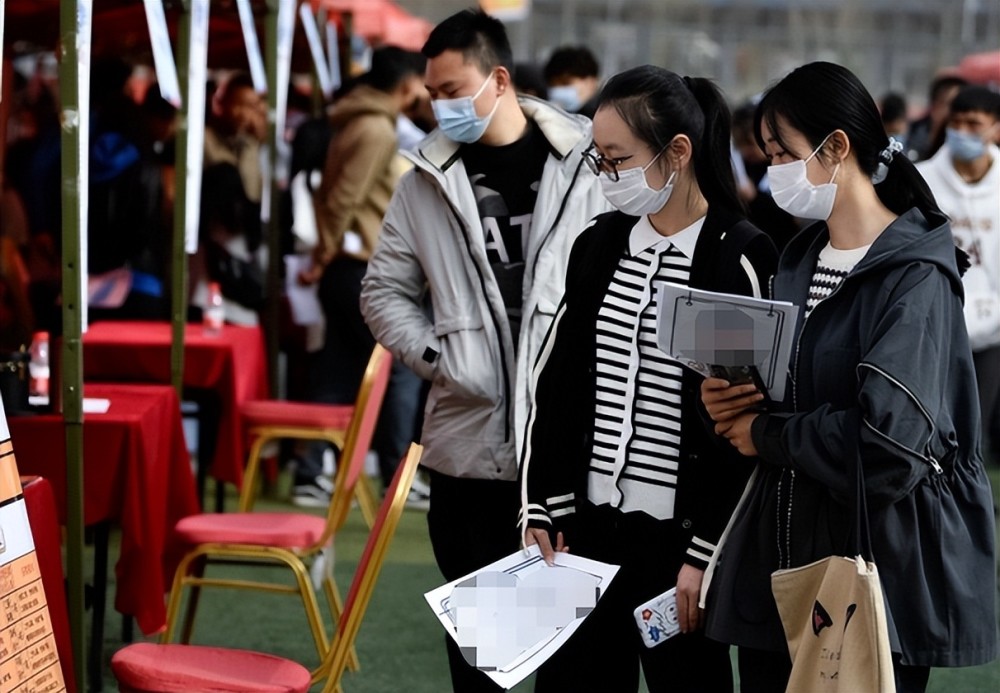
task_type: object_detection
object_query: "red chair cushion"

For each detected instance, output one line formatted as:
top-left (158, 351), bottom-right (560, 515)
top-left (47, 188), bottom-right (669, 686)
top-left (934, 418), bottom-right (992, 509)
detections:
top-left (241, 400), bottom-right (353, 430)
top-left (112, 643), bottom-right (311, 693)
top-left (174, 513), bottom-right (328, 549)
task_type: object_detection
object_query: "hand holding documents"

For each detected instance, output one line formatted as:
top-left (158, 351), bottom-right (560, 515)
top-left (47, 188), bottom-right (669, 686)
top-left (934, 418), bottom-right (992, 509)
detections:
top-left (424, 545), bottom-right (620, 690)
top-left (655, 282), bottom-right (799, 402)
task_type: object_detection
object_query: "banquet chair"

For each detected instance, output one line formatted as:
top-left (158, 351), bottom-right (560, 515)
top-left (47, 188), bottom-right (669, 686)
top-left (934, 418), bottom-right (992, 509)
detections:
top-left (239, 349), bottom-right (390, 527)
top-left (110, 444), bottom-right (423, 693)
top-left (161, 345), bottom-right (392, 674)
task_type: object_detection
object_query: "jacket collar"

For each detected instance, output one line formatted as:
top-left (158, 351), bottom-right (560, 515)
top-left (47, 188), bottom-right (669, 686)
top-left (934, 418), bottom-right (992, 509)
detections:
top-left (407, 95), bottom-right (592, 174)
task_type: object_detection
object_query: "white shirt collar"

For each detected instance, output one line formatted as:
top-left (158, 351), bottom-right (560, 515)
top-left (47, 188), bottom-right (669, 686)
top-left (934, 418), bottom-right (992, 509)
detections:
top-left (628, 214), bottom-right (706, 258)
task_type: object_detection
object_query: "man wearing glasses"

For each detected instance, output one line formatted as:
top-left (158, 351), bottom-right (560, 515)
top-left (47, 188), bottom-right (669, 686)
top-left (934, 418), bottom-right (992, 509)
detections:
top-left (360, 8), bottom-right (607, 692)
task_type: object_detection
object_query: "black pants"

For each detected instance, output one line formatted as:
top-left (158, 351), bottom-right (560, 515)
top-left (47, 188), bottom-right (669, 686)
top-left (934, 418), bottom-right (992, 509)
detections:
top-left (974, 345), bottom-right (1000, 466)
top-left (426, 470), bottom-right (520, 693)
top-left (297, 257), bottom-right (423, 486)
top-left (737, 647), bottom-right (931, 693)
top-left (534, 503), bottom-right (733, 693)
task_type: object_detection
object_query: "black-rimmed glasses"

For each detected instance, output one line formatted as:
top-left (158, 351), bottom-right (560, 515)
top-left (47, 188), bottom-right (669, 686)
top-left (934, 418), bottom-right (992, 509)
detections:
top-left (581, 142), bottom-right (634, 182)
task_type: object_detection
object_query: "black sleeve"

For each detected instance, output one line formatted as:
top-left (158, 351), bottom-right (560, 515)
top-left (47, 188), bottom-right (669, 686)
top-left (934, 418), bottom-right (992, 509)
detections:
top-left (518, 225), bottom-right (600, 545)
top-left (681, 224), bottom-right (778, 569)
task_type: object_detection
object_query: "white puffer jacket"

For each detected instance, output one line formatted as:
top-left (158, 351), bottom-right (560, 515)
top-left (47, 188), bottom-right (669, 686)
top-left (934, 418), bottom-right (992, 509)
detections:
top-left (360, 97), bottom-right (609, 479)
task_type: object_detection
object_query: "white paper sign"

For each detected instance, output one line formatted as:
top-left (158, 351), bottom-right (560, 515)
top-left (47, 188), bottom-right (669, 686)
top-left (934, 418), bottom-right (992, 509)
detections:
top-left (283, 255), bottom-right (323, 326)
top-left (142, 0), bottom-right (181, 107)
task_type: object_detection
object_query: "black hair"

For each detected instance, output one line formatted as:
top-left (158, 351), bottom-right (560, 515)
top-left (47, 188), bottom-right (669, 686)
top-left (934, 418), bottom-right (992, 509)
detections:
top-left (361, 46), bottom-right (426, 92)
top-left (754, 61), bottom-right (940, 219)
top-left (731, 101), bottom-right (757, 147)
top-left (950, 85), bottom-right (1000, 119)
top-left (543, 46), bottom-right (599, 82)
top-left (221, 72), bottom-right (256, 102)
top-left (422, 8), bottom-right (513, 75)
top-left (929, 74), bottom-right (968, 103)
top-left (879, 92), bottom-right (907, 124)
top-left (597, 65), bottom-right (744, 215)
top-left (513, 62), bottom-right (548, 99)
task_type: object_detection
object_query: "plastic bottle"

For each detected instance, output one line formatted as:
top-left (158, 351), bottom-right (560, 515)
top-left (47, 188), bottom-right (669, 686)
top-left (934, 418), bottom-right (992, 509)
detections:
top-left (28, 331), bottom-right (49, 397)
top-left (204, 282), bottom-right (225, 336)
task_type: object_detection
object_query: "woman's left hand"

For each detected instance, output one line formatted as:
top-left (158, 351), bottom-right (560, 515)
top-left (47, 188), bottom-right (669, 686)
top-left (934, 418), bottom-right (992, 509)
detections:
top-left (675, 564), bottom-right (705, 633)
top-left (715, 413), bottom-right (759, 456)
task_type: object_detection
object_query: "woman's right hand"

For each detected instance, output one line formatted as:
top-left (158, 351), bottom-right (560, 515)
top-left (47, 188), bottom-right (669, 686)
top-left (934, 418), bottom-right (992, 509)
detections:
top-left (701, 377), bottom-right (764, 423)
top-left (524, 527), bottom-right (568, 566)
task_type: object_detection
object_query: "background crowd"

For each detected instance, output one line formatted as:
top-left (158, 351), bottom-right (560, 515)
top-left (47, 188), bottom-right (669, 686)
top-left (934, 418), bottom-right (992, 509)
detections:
top-left (0, 4), bottom-right (997, 693)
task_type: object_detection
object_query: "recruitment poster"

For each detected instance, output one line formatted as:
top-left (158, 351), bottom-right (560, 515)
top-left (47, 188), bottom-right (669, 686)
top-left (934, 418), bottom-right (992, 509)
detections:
top-left (0, 400), bottom-right (66, 693)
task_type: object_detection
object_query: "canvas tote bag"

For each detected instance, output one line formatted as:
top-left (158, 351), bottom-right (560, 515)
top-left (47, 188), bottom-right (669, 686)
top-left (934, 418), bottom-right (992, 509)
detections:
top-left (770, 457), bottom-right (895, 693)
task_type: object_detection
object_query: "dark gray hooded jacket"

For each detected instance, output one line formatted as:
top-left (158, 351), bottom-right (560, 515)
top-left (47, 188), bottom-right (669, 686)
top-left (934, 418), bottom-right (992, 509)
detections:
top-left (705, 207), bottom-right (998, 667)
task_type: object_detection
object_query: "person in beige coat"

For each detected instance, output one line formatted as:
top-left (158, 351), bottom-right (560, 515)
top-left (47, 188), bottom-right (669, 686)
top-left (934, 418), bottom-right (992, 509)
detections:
top-left (292, 47), bottom-right (427, 506)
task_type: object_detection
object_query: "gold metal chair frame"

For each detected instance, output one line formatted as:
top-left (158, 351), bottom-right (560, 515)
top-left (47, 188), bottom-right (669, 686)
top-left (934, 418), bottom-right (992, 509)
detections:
top-left (111, 444), bottom-right (423, 693)
top-left (162, 345), bottom-right (392, 681)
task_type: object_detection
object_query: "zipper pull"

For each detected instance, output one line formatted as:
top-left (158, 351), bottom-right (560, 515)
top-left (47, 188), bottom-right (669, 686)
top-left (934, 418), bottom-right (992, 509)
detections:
top-left (928, 456), bottom-right (943, 475)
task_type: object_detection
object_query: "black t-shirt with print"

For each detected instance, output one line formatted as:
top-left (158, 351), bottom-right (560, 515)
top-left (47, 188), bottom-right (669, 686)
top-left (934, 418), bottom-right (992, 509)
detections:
top-left (461, 122), bottom-right (551, 347)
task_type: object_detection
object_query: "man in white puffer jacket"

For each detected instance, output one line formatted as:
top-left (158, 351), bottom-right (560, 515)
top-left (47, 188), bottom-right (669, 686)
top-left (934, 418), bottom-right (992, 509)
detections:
top-left (918, 85), bottom-right (1000, 465)
top-left (360, 9), bottom-right (608, 692)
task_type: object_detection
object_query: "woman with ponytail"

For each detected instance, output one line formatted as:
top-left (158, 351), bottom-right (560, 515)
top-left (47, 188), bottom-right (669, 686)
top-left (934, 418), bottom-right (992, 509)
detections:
top-left (518, 65), bottom-right (776, 692)
top-left (701, 61), bottom-right (997, 692)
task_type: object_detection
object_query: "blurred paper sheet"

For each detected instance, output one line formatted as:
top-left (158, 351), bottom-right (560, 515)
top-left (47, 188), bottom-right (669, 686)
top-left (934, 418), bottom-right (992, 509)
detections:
top-left (424, 545), bottom-right (619, 690)
top-left (655, 282), bottom-right (799, 401)
top-left (284, 255), bottom-right (324, 326)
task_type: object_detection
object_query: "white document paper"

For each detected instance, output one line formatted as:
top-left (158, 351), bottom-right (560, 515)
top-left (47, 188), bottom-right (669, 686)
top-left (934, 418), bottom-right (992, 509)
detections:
top-left (283, 255), bottom-right (324, 326)
top-left (655, 282), bottom-right (799, 402)
top-left (424, 545), bottom-right (620, 690)
top-left (82, 398), bottom-right (111, 414)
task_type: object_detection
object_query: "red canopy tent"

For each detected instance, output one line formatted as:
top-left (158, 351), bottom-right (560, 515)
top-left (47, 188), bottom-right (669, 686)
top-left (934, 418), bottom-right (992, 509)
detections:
top-left (956, 51), bottom-right (1000, 86)
top-left (311, 0), bottom-right (433, 52)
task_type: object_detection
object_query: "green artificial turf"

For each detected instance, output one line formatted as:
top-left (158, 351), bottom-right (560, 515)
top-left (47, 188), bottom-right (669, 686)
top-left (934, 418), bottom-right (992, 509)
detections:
top-left (90, 470), bottom-right (999, 692)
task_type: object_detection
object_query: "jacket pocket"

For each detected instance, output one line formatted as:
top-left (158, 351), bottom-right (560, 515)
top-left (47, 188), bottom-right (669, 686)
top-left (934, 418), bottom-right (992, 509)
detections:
top-left (433, 317), bottom-right (501, 403)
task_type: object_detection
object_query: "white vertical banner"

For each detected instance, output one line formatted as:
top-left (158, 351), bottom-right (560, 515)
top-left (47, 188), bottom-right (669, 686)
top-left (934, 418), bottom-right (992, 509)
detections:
top-left (276, 0), bottom-right (295, 152)
top-left (0, 1), bottom-right (5, 99)
top-left (299, 3), bottom-right (333, 98)
top-left (142, 0), bottom-right (182, 107)
top-left (184, 0), bottom-right (210, 254)
top-left (77, 0), bottom-right (92, 330)
top-left (326, 21), bottom-right (342, 94)
top-left (236, 0), bottom-right (267, 94)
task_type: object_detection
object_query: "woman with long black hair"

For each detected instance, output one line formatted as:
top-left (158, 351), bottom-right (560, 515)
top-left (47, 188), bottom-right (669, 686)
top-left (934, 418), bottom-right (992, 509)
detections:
top-left (701, 61), bottom-right (997, 693)
top-left (519, 65), bottom-right (777, 692)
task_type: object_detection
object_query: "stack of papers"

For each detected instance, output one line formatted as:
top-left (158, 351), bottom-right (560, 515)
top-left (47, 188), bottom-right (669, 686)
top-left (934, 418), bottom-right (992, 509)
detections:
top-left (425, 545), bottom-right (619, 689)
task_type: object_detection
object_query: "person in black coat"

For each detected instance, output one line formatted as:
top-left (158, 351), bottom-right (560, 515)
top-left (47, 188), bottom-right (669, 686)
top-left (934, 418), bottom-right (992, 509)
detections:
top-left (701, 61), bottom-right (997, 693)
top-left (520, 65), bottom-right (777, 693)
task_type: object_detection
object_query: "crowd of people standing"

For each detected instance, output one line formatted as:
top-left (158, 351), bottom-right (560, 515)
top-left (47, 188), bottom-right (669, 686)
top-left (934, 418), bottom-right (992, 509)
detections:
top-left (0, 6), bottom-right (997, 693)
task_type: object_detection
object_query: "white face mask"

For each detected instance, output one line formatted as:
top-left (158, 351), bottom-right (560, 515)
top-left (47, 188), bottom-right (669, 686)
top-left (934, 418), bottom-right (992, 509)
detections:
top-left (431, 74), bottom-right (499, 144)
top-left (599, 149), bottom-right (675, 216)
top-left (548, 84), bottom-right (582, 113)
top-left (767, 134), bottom-right (841, 220)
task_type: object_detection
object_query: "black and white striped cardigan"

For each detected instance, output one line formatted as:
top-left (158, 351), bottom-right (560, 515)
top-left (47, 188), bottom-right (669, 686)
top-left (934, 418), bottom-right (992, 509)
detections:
top-left (519, 207), bottom-right (778, 569)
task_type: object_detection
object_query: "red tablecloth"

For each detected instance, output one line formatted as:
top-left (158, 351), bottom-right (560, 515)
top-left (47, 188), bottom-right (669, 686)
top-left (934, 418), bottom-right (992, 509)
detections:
top-left (7, 384), bottom-right (200, 635)
top-left (21, 476), bottom-right (77, 692)
top-left (82, 321), bottom-right (269, 486)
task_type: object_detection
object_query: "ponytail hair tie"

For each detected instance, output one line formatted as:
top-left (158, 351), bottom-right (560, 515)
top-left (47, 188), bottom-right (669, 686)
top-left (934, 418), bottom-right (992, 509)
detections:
top-left (871, 137), bottom-right (904, 184)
